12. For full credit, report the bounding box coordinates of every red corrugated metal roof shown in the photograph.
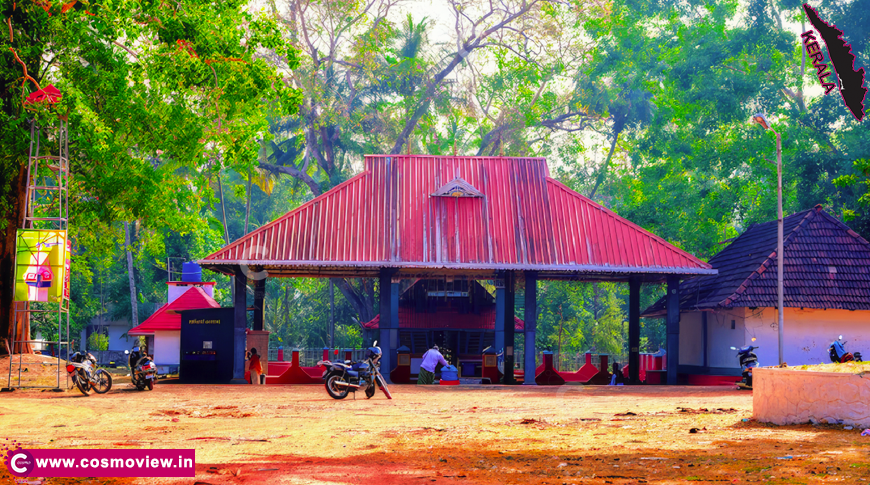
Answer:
[200,156,713,278]
[128,287,221,335]
[361,309,526,331]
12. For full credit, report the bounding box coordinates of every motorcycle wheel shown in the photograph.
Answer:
[365,383,376,399]
[92,369,113,394]
[73,373,90,395]
[325,374,350,400]
[146,378,154,391]
[375,374,392,400]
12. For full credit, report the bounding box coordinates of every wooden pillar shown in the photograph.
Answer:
[628,276,641,384]
[231,267,248,383]
[702,311,708,370]
[503,271,516,385]
[378,268,398,384]
[666,275,680,385]
[495,272,505,358]
[454,331,461,367]
[523,271,538,385]
[253,274,266,331]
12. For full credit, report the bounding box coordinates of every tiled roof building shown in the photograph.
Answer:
[645,205,870,315]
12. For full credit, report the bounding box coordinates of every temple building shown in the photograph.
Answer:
[199,155,715,384]
[361,279,525,377]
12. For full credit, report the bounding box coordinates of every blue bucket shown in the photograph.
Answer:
[440,365,458,381]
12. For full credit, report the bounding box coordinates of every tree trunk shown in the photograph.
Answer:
[217,174,231,245]
[217,174,233,301]
[244,167,252,234]
[588,131,621,200]
[0,162,32,355]
[330,278,376,324]
[125,222,139,327]
[328,279,335,348]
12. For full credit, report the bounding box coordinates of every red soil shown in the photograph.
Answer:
[0,383,867,484]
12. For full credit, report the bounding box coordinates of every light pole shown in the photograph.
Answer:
[752,113,784,366]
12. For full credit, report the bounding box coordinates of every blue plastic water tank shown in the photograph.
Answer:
[440,365,458,381]
[181,262,203,282]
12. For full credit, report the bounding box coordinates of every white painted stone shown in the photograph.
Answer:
[754,368,870,428]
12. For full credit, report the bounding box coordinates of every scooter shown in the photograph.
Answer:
[829,335,863,363]
[730,345,759,390]
[317,341,392,400]
[125,346,157,391]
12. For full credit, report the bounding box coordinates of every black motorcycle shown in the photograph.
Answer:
[126,346,157,391]
[318,341,392,400]
[730,345,759,390]
[66,351,113,395]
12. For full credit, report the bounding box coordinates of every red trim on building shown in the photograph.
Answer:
[361,309,525,331]
[128,287,221,335]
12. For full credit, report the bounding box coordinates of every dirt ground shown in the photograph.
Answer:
[1,380,869,485]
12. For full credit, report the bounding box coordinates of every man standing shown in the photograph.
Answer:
[247,347,263,385]
[417,345,448,385]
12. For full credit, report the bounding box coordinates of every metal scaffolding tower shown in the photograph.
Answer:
[5,116,72,391]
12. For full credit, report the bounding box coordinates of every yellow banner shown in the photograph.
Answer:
[15,230,69,303]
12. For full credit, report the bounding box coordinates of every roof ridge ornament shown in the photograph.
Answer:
[431,177,483,198]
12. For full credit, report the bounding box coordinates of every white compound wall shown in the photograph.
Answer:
[753,368,870,427]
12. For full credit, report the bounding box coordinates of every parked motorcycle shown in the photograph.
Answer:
[125,346,157,391]
[829,335,863,363]
[730,345,759,390]
[66,351,113,395]
[317,341,392,400]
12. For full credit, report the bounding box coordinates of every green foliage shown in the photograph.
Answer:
[11,0,870,361]
[0,0,303,343]
[87,332,109,352]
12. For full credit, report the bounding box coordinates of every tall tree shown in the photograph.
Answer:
[124,221,138,328]
[0,0,302,353]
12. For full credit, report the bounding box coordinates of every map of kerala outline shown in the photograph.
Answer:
[802,3,867,121]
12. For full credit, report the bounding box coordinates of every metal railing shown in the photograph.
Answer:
[263,348,638,373]
[268,348,367,366]
[511,352,630,372]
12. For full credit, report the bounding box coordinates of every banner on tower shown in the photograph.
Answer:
[14,229,69,303]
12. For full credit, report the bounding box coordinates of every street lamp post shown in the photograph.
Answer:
[752,113,784,366]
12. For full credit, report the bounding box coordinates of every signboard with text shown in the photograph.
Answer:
[14,230,69,303]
